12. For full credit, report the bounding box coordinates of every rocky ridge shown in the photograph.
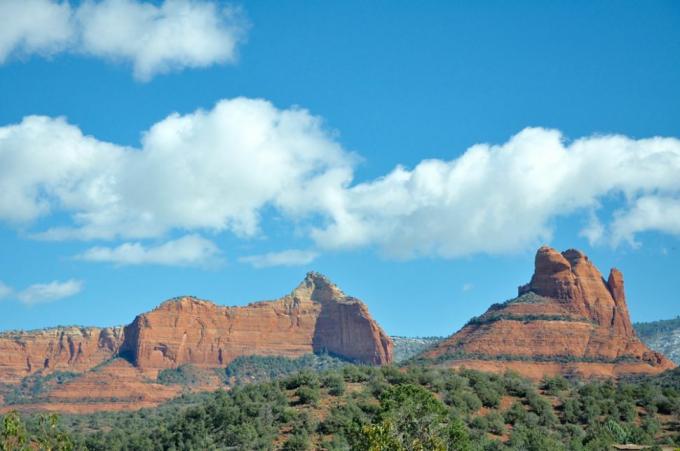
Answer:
[634,317,680,364]
[0,273,392,412]
[423,246,675,378]
[0,326,124,384]
[119,272,393,374]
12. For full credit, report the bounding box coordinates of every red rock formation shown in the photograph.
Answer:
[120,272,393,373]
[0,327,124,384]
[425,246,675,378]
[0,273,392,413]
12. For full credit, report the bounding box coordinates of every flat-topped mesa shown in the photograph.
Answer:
[0,326,125,384]
[426,246,675,379]
[120,273,393,373]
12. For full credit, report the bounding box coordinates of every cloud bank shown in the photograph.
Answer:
[313,128,680,258]
[1,98,680,260]
[0,0,246,80]
[78,234,222,267]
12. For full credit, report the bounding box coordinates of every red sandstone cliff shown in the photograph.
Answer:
[119,272,393,373]
[0,327,124,384]
[0,273,392,412]
[424,246,675,378]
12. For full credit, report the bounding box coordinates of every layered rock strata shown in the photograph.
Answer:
[424,246,675,378]
[120,272,393,373]
[0,272,392,413]
[0,327,124,384]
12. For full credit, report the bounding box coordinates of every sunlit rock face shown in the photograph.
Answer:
[424,246,675,379]
[0,326,124,384]
[119,272,393,373]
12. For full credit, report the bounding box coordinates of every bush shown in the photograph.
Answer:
[283,370,320,390]
[282,430,312,450]
[296,386,320,406]
[541,375,570,395]
[322,373,346,396]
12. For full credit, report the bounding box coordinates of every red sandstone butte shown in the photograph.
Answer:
[0,273,392,413]
[119,272,393,374]
[424,246,675,379]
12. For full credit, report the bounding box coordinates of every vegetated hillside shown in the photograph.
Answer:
[391,336,443,362]
[635,317,680,364]
[2,365,679,450]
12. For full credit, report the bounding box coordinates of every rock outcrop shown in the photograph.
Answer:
[424,246,675,378]
[0,273,391,412]
[120,272,393,373]
[0,327,124,384]
[0,272,392,413]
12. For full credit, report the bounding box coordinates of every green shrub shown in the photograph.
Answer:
[296,386,320,406]
[322,373,346,396]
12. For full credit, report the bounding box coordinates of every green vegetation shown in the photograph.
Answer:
[224,353,352,384]
[634,316,680,336]
[391,336,443,362]
[422,351,642,365]
[2,364,679,450]
[465,313,591,327]
[3,371,80,405]
[634,316,680,364]
[157,364,226,387]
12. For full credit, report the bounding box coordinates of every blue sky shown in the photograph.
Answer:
[0,0,679,336]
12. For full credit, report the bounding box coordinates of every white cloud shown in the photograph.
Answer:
[0,98,352,241]
[76,0,246,80]
[610,196,680,247]
[239,249,319,268]
[579,212,605,246]
[16,279,83,305]
[311,128,680,258]
[77,234,222,267]
[0,281,13,300]
[462,283,474,292]
[2,101,680,260]
[0,0,74,63]
[0,0,246,80]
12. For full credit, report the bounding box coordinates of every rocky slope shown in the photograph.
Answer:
[0,273,392,412]
[634,317,680,364]
[423,246,675,378]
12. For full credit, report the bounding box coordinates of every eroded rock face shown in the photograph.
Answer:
[119,272,393,372]
[0,327,124,384]
[426,246,675,378]
[0,273,392,413]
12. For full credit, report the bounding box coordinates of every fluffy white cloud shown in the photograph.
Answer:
[311,128,680,258]
[77,234,222,266]
[2,100,680,260]
[239,249,319,268]
[0,98,352,241]
[609,196,680,247]
[16,279,83,305]
[76,0,245,80]
[0,281,12,300]
[0,0,74,63]
[0,0,246,80]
